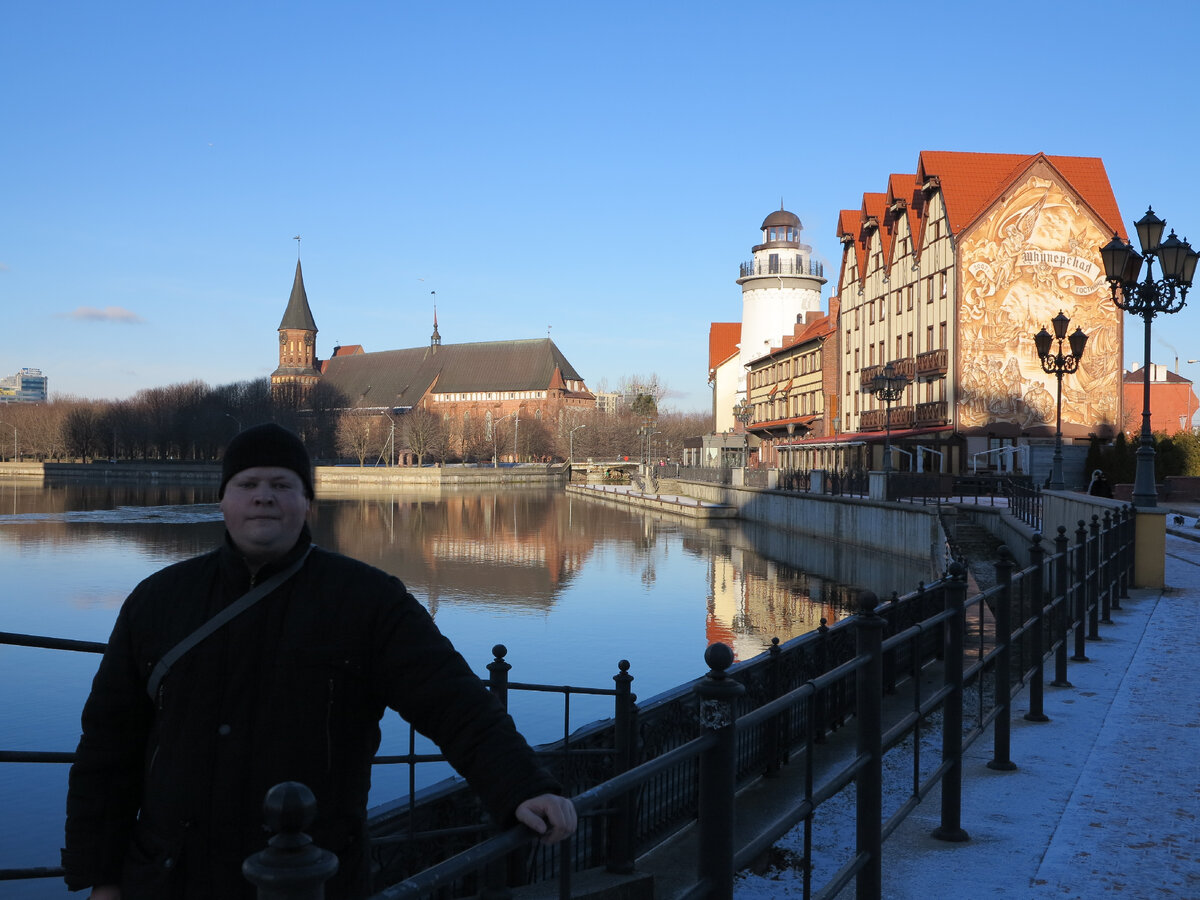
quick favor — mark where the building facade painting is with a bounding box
[957,170,1122,438]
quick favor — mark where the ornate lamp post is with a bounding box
[1100,208,1198,507]
[1034,312,1088,490]
[864,362,911,471]
[732,399,753,467]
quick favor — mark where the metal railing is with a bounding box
[0,508,1136,900]
[739,258,825,278]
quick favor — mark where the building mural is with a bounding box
[958,172,1121,436]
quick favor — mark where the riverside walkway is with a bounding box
[735,524,1200,899]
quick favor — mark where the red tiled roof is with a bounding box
[709,322,741,372]
[862,192,889,265]
[916,151,1126,240]
[331,344,364,357]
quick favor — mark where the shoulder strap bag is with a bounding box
[146,545,314,699]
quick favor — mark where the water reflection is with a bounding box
[0,479,928,886]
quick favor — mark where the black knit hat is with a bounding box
[219,423,314,498]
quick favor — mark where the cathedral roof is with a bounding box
[278,260,318,332]
[320,338,588,410]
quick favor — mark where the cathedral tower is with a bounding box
[271,260,322,392]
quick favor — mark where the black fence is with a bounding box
[0,508,1136,900]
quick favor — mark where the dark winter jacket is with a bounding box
[63,525,560,899]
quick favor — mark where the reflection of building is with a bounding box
[820,152,1124,474]
[706,552,843,662]
[271,260,595,435]
[0,368,48,403]
[1122,365,1198,436]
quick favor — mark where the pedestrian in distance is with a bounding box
[63,423,576,899]
[1088,468,1113,498]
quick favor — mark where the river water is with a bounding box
[0,479,933,894]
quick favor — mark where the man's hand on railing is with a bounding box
[515,794,578,845]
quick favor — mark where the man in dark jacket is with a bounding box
[64,424,575,899]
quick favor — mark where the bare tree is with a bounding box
[336,413,378,465]
[403,406,445,466]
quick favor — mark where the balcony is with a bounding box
[859,365,883,388]
[915,400,949,427]
[859,409,885,431]
[916,348,948,380]
[891,357,916,380]
[739,258,825,278]
[890,405,914,428]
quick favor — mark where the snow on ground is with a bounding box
[734,531,1200,900]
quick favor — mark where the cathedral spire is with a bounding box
[278,260,318,333]
[430,292,441,349]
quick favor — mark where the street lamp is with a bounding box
[223,413,243,433]
[0,420,15,462]
[1100,208,1198,507]
[863,362,911,471]
[491,412,514,467]
[1034,311,1088,490]
[569,423,587,464]
[732,399,752,467]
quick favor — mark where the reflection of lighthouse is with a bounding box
[735,206,827,394]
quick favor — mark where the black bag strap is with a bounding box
[146,546,314,700]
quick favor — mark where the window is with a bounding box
[869,344,875,366]
[940,321,947,348]
[907,332,913,356]
[927,325,934,350]
[926,277,934,303]
[907,285,914,310]
[855,348,860,371]
[939,271,947,298]
[769,253,780,274]
[897,336,903,358]
[869,303,875,325]
[895,290,902,314]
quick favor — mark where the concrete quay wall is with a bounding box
[660,479,948,569]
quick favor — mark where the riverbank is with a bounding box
[0,460,568,490]
[565,483,737,519]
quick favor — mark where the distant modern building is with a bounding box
[1122,365,1198,436]
[593,391,623,415]
[0,368,48,403]
[269,258,595,455]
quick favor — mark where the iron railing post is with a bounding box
[242,782,338,900]
[488,644,511,710]
[765,638,783,775]
[988,547,1017,771]
[1025,534,1049,723]
[1073,522,1089,662]
[814,618,830,743]
[933,562,969,843]
[1087,516,1101,640]
[1108,508,1128,607]
[696,642,745,900]
[1100,512,1114,624]
[1051,527,1072,687]
[854,591,885,900]
[607,660,637,875]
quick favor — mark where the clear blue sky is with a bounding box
[4,1,1200,414]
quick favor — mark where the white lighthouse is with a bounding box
[735,206,826,384]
